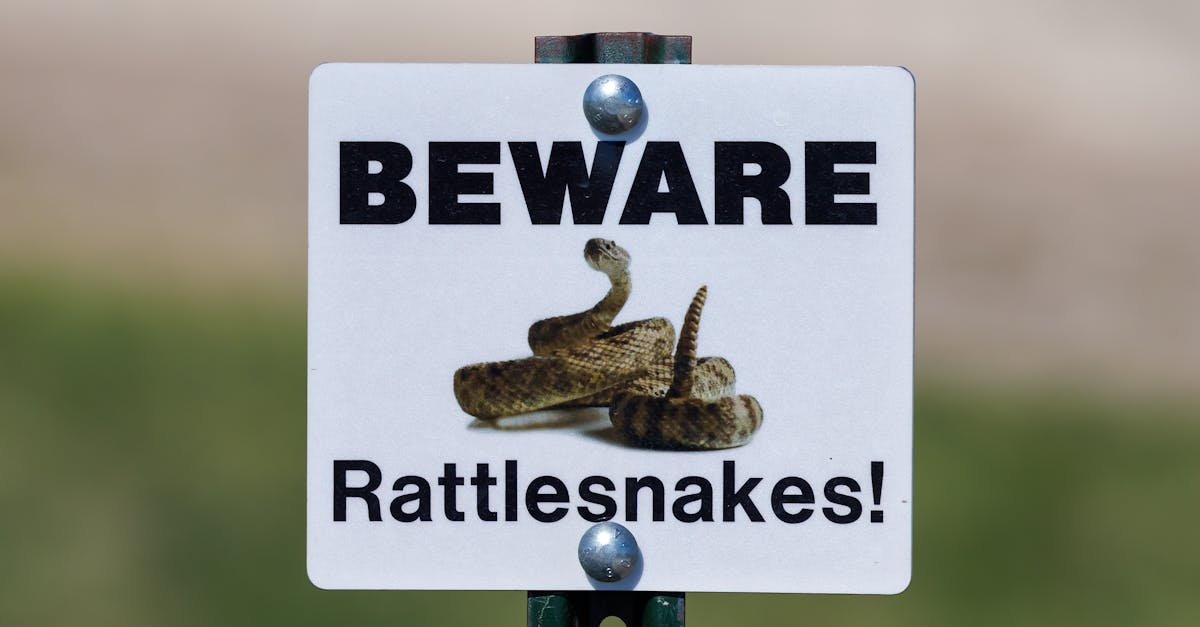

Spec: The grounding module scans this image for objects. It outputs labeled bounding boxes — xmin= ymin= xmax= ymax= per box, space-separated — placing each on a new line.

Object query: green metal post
xmin=528 ymin=592 xmax=576 ymax=627
xmin=534 ymin=33 xmax=691 ymax=65
xmin=527 ymin=592 xmax=685 ymax=627
xmin=641 ymin=594 xmax=685 ymax=627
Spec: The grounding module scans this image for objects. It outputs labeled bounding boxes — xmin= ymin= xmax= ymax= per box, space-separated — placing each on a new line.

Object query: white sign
xmin=308 ymin=64 xmax=913 ymax=593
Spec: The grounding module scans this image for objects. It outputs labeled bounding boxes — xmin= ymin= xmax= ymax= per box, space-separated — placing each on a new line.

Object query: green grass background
xmin=2 ymin=271 xmax=1197 ymax=626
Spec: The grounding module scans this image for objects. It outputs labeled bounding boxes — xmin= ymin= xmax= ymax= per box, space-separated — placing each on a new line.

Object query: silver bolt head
xmin=577 ymin=521 xmax=640 ymax=582
xmin=582 ymin=74 xmax=644 ymax=135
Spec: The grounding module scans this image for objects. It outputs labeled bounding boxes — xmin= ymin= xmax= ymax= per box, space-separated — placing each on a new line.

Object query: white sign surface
xmin=308 ymin=64 xmax=913 ymax=593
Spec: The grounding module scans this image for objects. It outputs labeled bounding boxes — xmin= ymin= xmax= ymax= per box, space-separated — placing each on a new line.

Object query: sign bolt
xmin=582 ymin=74 xmax=644 ymax=135
xmin=577 ymin=521 xmax=640 ymax=582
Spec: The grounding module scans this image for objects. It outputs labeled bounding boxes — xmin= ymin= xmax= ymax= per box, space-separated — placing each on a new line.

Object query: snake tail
xmin=668 ymin=285 xmax=706 ymax=399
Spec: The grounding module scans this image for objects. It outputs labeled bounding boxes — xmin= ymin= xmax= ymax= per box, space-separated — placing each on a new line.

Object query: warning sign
xmin=307 ymin=64 xmax=913 ymax=593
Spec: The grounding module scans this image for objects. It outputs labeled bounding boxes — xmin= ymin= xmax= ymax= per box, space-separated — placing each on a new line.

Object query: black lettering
xmin=714 ymin=142 xmax=792 ymax=224
xmin=805 ymin=141 xmax=876 ymax=224
xmin=509 ymin=141 xmax=624 ymax=224
xmin=870 ymin=460 xmax=884 ymax=523
xmin=620 ymin=142 xmax=707 ymax=224
xmin=429 ymin=142 xmax=501 ymax=224
xmin=437 ymin=463 xmax=465 ymax=522
xmin=625 ymin=476 xmax=666 ymax=522
xmin=389 ymin=475 xmax=432 ymax=522
xmin=470 ymin=463 xmax=498 ymax=522
xmin=505 ymin=460 xmax=518 ymax=521
xmin=672 ymin=476 xmax=714 ymax=523
xmin=771 ymin=477 xmax=815 ymax=523
xmin=339 ymin=142 xmax=415 ymax=224
xmin=526 ymin=476 xmax=570 ymax=523
xmin=822 ymin=476 xmax=863 ymax=524
xmin=577 ymin=476 xmax=617 ymax=522
xmin=333 ymin=459 xmax=382 ymax=521
xmin=722 ymin=460 xmax=765 ymax=522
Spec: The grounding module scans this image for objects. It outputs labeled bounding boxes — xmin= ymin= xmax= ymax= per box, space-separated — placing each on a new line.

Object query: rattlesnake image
xmin=452 ymin=238 xmax=763 ymax=450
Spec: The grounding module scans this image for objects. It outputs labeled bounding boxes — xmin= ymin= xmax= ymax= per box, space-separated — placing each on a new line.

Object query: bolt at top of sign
xmin=583 ymin=74 xmax=644 ymax=135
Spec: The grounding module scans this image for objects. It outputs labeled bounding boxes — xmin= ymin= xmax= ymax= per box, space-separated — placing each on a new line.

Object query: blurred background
xmin=1 ymin=0 xmax=1197 ymax=625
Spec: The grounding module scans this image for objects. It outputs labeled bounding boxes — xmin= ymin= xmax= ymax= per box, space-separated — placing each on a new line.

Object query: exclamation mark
xmin=870 ymin=461 xmax=884 ymax=523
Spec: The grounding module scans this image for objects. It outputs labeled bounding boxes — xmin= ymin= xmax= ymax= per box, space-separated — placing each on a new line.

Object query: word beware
xmin=334 ymin=459 xmax=886 ymax=525
xmin=339 ymin=141 xmax=877 ymax=226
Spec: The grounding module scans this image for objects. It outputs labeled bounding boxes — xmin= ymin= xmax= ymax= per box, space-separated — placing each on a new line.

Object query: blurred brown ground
xmin=2 ymin=0 xmax=1197 ymax=392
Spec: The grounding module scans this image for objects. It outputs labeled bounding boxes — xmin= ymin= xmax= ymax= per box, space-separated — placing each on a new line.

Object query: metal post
xmin=528 ymin=592 xmax=685 ymax=627
xmin=535 ymin=33 xmax=692 ymax=65
xmin=528 ymin=592 xmax=576 ymax=627
xmin=526 ymin=32 xmax=691 ymax=627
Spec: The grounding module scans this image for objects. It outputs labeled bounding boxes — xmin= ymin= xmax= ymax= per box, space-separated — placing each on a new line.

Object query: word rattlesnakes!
xmin=452 ymin=239 xmax=763 ymax=450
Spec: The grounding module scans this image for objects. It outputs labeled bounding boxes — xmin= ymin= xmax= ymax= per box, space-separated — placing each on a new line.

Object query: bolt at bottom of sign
xmin=578 ymin=521 xmax=640 ymax=582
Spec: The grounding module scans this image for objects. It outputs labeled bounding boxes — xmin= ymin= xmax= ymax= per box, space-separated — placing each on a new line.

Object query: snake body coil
xmin=609 ymin=286 xmax=764 ymax=450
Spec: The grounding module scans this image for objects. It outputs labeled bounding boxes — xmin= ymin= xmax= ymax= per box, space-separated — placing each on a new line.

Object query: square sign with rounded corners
xmin=308 ymin=64 xmax=913 ymax=594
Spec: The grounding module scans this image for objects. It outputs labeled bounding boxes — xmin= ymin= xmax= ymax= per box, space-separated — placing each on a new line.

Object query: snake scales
xmin=453 ymin=238 xmax=763 ymax=450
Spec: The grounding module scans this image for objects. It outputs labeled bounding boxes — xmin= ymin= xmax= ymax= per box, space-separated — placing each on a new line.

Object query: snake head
xmin=584 ymin=238 xmax=631 ymax=276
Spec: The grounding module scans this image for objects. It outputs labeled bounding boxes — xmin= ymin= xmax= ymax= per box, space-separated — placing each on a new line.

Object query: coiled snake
xmin=453 ymin=239 xmax=763 ymax=450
